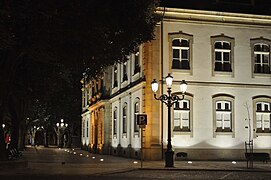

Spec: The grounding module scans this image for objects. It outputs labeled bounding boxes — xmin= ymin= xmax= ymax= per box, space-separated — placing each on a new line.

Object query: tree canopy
xmin=0 ymin=0 xmax=160 ymax=160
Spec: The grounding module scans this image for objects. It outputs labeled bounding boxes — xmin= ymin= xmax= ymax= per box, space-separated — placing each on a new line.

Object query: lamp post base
xmin=165 ymin=150 xmax=174 ymax=167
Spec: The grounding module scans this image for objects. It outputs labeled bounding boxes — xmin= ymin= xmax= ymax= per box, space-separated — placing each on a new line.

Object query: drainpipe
xmin=161 ymin=7 xmax=166 ymax=159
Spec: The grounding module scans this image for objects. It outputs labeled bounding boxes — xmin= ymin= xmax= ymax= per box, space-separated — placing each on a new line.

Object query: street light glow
xmin=151 ymin=73 xmax=187 ymax=167
xmin=165 ymin=73 xmax=173 ymax=88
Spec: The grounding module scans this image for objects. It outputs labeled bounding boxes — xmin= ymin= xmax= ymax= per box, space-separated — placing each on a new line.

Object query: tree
xmin=0 ymin=0 xmax=160 ymax=160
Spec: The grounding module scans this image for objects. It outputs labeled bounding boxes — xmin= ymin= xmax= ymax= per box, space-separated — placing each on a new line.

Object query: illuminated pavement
xmin=1 ymin=146 xmax=271 ymax=179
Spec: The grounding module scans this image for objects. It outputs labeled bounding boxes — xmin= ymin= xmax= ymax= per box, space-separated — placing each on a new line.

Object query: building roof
xmin=160 ymin=0 xmax=271 ymax=16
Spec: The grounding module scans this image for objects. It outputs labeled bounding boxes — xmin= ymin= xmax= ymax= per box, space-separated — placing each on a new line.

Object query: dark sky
xmin=160 ymin=0 xmax=271 ymax=16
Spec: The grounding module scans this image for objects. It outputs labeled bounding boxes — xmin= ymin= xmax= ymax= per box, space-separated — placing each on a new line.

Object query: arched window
xmin=215 ymin=100 xmax=232 ymax=132
xmin=113 ymin=64 xmax=118 ymax=88
xmin=253 ymin=96 xmax=271 ymax=133
xmin=123 ymin=104 xmax=127 ymax=133
xmin=172 ymin=38 xmax=190 ymax=69
xmin=211 ymin=35 xmax=234 ymax=76
xmin=212 ymin=94 xmax=235 ymax=136
xmin=134 ymin=100 xmax=140 ymax=132
xmin=253 ymin=43 xmax=270 ymax=74
xmin=113 ymin=107 xmax=117 ymax=135
xmin=173 ymin=100 xmax=190 ymax=131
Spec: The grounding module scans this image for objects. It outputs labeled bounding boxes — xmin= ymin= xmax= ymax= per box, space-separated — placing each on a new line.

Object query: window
xmin=214 ymin=41 xmax=232 ymax=72
xmin=213 ymin=94 xmax=235 ymax=136
xmin=86 ymin=121 xmax=89 ymax=138
xmin=215 ymin=101 xmax=232 ymax=132
xmin=91 ymin=82 xmax=95 ymax=98
xmin=211 ymin=35 xmax=234 ymax=75
xmin=113 ymin=107 xmax=117 ymax=135
xmin=133 ymin=47 xmax=140 ymax=74
xmin=169 ymin=32 xmax=193 ymax=72
xmin=123 ymin=104 xmax=127 ymax=133
xmin=253 ymin=43 xmax=270 ymax=74
xmin=122 ymin=62 xmax=128 ymax=82
xmin=82 ymin=120 xmax=85 ymax=138
xmin=134 ymin=101 xmax=140 ymax=133
xmin=251 ymin=38 xmax=271 ymax=76
xmin=113 ymin=64 xmax=118 ymax=88
xmin=172 ymin=38 xmax=190 ymax=69
xmin=173 ymin=100 xmax=190 ymax=131
xmin=253 ymin=96 xmax=271 ymax=134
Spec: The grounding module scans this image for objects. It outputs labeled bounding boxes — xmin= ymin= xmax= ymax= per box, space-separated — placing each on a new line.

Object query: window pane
xmin=173 ymin=49 xmax=180 ymax=58
xmin=183 ymin=101 xmax=187 ymax=109
xmin=264 ymin=104 xmax=270 ymax=111
xmin=172 ymin=39 xmax=180 ymax=46
xmin=223 ymin=42 xmax=231 ymax=49
xmin=181 ymin=39 xmax=189 ymax=47
xmin=181 ymin=49 xmax=188 ymax=59
xmin=217 ymin=103 xmax=222 ymax=110
xmin=256 ymin=103 xmax=262 ymax=111
xmin=215 ymin=52 xmax=222 ymax=61
xmin=215 ymin=42 xmax=222 ymax=49
xmin=263 ymin=54 xmax=269 ymax=63
xmin=225 ymin=103 xmax=230 ymax=110
xmin=254 ymin=44 xmax=261 ymax=51
xmin=224 ymin=52 xmax=230 ymax=62
xmin=262 ymin=45 xmax=270 ymax=52
xmin=255 ymin=54 xmax=261 ymax=63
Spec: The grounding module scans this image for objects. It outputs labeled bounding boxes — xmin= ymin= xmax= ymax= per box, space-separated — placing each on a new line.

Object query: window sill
xmin=255 ymin=132 xmax=271 ymax=136
xmin=173 ymin=130 xmax=192 ymax=137
xmin=213 ymin=71 xmax=233 ymax=77
xmin=252 ymin=73 xmax=271 ymax=78
xmin=214 ymin=131 xmax=235 ymax=138
xmin=172 ymin=69 xmax=192 ymax=75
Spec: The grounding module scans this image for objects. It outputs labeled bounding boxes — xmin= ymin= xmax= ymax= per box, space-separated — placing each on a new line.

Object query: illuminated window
xmin=253 ymin=96 xmax=271 ymax=134
xmin=213 ymin=94 xmax=235 ymax=136
xmin=173 ymin=100 xmax=190 ymax=131
xmin=113 ymin=107 xmax=117 ymax=135
xmin=215 ymin=101 xmax=232 ymax=132
xmin=86 ymin=121 xmax=89 ymax=138
xmin=123 ymin=104 xmax=127 ymax=133
xmin=82 ymin=120 xmax=85 ymax=138
xmin=113 ymin=64 xmax=118 ymax=88
xmin=134 ymin=100 xmax=140 ymax=133
xmin=122 ymin=62 xmax=128 ymax=82
xmin=132 ymin=47 xmax=140 ymax=75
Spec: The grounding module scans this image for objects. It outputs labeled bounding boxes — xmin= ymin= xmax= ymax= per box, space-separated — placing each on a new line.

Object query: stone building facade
xmin=82 ymin=6 xmax=271 ymax=160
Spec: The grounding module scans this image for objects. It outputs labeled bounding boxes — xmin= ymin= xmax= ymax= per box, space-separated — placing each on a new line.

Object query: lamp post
xmin=56 ymin=119 xmax=68 ymax=147
xmin=151 ymin=73 xmax=187 ymax=167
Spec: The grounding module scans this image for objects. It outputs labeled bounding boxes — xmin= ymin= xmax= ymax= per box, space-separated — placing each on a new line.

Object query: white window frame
xmin=173 ymin=100 xmax=190 ymax=131
xmin=122 ymin=104 xmax=127 ymax=134
xmin=113 ymin=107 xmax=117 ymax=136
xmin=251 ymin=38 xmax=271 ymax=77
xmin=253 ymin=96 xmax=271 ymax=136
xmin=213 ymin=94 xmax=235 ymax=137
xmin=211 ymin=34 xmax=235 ymax=77
xmin=134 ymin=100 xmax=140 ymax=133
xmin=169 ymin=31 xmax=193 ymax=75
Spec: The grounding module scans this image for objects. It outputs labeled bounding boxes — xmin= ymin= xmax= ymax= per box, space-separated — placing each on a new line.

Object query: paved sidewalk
xmin=1 ymin=146 xmax=271 ymax=176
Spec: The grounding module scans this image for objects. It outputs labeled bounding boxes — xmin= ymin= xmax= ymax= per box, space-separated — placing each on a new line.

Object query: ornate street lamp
xmin=56 ymin=119 xmax=68 ymax=147
xmin=151 ymin=73 xmax=187 ymax=167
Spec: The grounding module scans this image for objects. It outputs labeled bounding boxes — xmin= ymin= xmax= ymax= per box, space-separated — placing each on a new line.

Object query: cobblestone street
xmin=1 ymin=146 xmax=271 ymax=179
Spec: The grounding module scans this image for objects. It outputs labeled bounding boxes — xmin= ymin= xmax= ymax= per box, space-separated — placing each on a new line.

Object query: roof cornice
xmin=156 ymin=7 xmax=271 ymax=26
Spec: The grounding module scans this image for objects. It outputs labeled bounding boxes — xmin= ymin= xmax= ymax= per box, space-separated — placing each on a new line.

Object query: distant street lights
xmin=56 ymin=119 xmax=68 ymax=147
xmin=151 ymin=73 xmax=187 ymax=167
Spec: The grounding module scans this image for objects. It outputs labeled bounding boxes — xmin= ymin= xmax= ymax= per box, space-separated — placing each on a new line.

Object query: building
xmin=82 ymin=2 xmax=271 ymax=160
